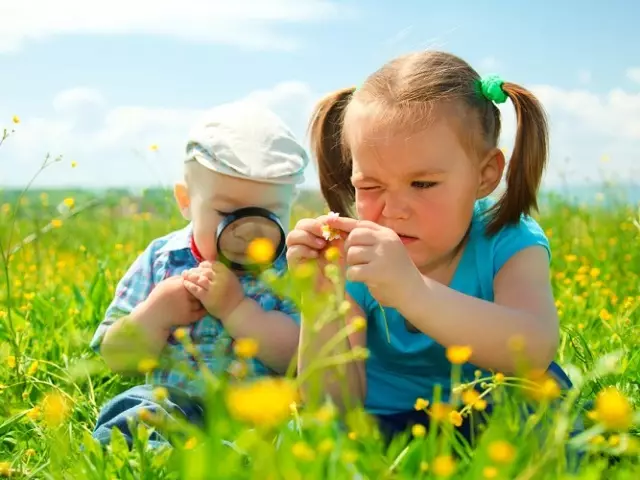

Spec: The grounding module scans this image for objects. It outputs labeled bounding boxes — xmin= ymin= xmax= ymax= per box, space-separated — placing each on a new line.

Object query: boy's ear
xmin=174 ymin=183 xmax=191 ymax=220
xmin=476 ymin=147 xmax=505 ymax=199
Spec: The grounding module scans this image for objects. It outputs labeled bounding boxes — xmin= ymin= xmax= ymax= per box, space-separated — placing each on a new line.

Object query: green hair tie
xmin=479 ymin=74 xmax=508 ymax=104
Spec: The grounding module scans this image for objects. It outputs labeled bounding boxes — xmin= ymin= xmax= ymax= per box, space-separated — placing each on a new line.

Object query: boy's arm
xmin=222 ymin=297 xmax=300 ymax=374
xmin=91 ymin=244 xmax=169 ymax=374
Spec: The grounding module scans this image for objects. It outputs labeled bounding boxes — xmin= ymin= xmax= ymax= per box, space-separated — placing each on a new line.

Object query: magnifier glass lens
xmin=217 ymin=215 xmax=283 ymax=266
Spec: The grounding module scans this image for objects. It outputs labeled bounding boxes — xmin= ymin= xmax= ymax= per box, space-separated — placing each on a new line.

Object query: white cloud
xmin=627 ymin=68 xmax=640 ymax=84
xmin=2 ymin=79 xmax=639 ymax=192
xmin=496 ymin=82 xmax=640 ymax=186
xmin=0 ymin=81 xmax=320 ymax=189
xmin=0 ymin=0 xmax=343 ymax=53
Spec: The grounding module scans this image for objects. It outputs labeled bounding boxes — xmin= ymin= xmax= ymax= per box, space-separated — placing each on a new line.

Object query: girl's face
xmin=349 ymin=115 xmax=500 ymax=275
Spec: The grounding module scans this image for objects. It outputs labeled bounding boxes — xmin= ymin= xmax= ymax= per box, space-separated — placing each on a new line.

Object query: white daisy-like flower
xmin=321 ymin=211 xmax=341 ymax=241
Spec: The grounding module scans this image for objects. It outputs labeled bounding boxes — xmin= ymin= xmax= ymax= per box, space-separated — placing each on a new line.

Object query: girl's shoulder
xmin=470 ymin=197 xmax=551 ymax=276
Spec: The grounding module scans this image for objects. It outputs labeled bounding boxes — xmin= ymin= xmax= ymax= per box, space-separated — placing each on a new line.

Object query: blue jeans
xmin=92 ymin=384 xmax=205 ymax=449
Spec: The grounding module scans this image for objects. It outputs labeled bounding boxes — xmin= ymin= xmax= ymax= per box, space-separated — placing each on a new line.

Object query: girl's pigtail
xmin=487 ymin=82 xmax=549 ymax=235
xmin=308 ymin=87 xmax=356 ymax=217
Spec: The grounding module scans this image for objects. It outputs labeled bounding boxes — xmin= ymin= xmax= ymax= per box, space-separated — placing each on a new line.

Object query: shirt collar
xmin=157 ymin=223 xmax=194 ymax=255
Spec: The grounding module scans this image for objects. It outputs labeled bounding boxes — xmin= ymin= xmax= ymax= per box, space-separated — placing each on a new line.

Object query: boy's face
xmin=175 ymin=165 xmax=294 ymax=262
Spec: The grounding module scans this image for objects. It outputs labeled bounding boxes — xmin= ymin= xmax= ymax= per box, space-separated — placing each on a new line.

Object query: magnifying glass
xmin=215 ymin=206 xmax=286 ymax=272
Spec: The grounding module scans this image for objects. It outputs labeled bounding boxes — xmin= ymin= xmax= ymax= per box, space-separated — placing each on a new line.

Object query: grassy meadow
xmin=1 ymin=149 xmax=640 ymax=477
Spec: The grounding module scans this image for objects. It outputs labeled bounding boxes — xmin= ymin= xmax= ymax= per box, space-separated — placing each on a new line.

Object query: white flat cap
xmin=184 ymin=100 xmax=310 ymax=185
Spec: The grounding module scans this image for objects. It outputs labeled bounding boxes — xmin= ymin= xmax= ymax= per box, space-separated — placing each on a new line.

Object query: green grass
xmin=0 ymin=181 xmax=639 ymax=479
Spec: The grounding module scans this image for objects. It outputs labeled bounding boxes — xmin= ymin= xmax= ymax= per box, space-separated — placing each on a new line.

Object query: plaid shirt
xmin=90 ymin=223 xmax=299 ymax=397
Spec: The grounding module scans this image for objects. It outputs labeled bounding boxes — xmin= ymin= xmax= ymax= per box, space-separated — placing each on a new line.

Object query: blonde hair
xmin=309 ymin=50 xmax=548 ymax=236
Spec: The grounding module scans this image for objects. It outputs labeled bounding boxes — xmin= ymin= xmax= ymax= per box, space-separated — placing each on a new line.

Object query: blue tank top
xmin=345 ymin=198 xmax=555 ymax=415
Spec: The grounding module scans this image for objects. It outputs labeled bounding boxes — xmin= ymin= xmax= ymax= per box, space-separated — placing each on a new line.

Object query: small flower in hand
xmin=321 ymin=211 xmax=342 ymax=242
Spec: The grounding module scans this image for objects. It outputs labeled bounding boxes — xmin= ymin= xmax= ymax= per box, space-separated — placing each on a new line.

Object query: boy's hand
xmin=182 ymin=261 xmax=245 ymax=320
xmin=140 ymin=275 xmax=207 ymax=328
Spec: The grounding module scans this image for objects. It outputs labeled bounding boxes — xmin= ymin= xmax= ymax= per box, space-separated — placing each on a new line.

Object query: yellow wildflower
xmin=63 ymin=197 xmax=75 ymax=208
xmin=153 ymin=387 xmax=169 ymax=402
xmin=0 ymin=461 xmax=12 ymax=476
xmin=51 ymin=219 xmax=63 ymax=228
xmin=341 ymin=450 xmax=358 ymax=464
xmin=26 ymin=406 xmax=41 ymax=421
xmin=184 ymin=437 xmax=197 ymax=450
xmin=149 ymin=144 xmax=159 ymax=151
xmin=292 ymin=441 xmax=315 ymax=461
xmin=246 ymin=238 xmax=275 ymax=264
xmin=137 ymin=357 xmax=159 ymax=374
xmin=318 ymin=438 xmax=334 ymax=453
xmin=324 ymin=246 xmax=341 ymax=262
xmin=411 ymin=424 xmax=426 ymax=437
xmin=599 ymin=309 xmax=612 ymax=322
xmin=488 ymin=440 xmax=516 ymax=464
xmin=429 ymin=402 xmax=453 ymax=421
xmin=27 ymin=360 xmax=38 ymax=376
xmin=7 ymin=356 xmax=16 ymax=368
xmin=525 ymin=369 xmax=560 ymax=401
xmin=173 ymin=327 xmax=188 ymax=341
xmin=483 ymin=466 xmax=498 ymax=478
xmin=351 ymin=316 xmax=366 ymax=331
xmin=42 ymin=392 xmax=70 ymax=428
xmin=314 ymin=403 xmax=336 ymax=424
xmin=71 ymin=161 xmax=77 ymax=168
xmin=414 ymin=397 xmax=429 ymax=411
xmin=432 ymin=455 xmax=456 ymax=477
xmin=494 ymin=372 xmax=505 ymax=384
xmin=589 ymin=387 xmax=633 ymax=431
xmin=12 ymin=115 xmax=20 ymax=124
xmin=445 ymin=345 xmax=472 ymax=364
xmin=226 ymin=377 xmax=299 ymax=428
xmin=462 ymin=388 xmax=488 ymax=411
xmin=234 ymin=338 xmax=259 ymax=359
xmin=448 ymin=410 xmax=463 ymax=427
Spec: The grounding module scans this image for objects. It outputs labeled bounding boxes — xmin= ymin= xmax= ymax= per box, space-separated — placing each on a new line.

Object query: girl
xmin=286 ymin=50 xmax=577 ymax=441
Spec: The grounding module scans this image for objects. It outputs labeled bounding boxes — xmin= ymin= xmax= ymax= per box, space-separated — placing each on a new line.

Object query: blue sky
xmin=1 ymin=0 xmax=638 ymax=191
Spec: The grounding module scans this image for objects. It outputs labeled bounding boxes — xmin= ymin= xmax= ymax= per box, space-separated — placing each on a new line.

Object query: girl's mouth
xmin=398 ymin=234 xmax=418 ymax=245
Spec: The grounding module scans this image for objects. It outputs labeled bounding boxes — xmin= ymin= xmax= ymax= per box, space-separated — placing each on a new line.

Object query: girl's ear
xmin=174 ymin=182 xmax=191 ymax=220
xmin=477 ymin=147 xmax=506 ymax=199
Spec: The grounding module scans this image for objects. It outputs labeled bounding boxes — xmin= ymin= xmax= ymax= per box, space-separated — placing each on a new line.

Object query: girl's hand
xmin=286 ymin=214 xmax=346 ymax=289
xmin=326 ymin=216 xmax=424 ymax=309
xmin=285 ymin=217 xmax=329 ymax=265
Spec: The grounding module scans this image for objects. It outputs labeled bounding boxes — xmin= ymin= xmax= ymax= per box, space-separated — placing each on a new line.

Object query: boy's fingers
xmin=184 ymin=280 xmax=205 ymax=299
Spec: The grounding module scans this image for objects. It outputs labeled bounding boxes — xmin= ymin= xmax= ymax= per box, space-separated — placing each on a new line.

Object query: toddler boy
xmin=90 ymin=100 xmax=309 ymax=447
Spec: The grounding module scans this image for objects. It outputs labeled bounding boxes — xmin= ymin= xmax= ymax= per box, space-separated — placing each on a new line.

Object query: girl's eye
xmin=357 ymin=186 xmax=379 ymax=191
xmin=215 ymin=209 xmax=232 ymax=216
xmin=412 ymin=181 xmax=437 ymax=189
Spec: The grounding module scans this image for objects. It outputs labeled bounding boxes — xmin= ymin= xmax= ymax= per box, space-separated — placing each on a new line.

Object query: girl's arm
xmin=297 ymin=294 xmax=367 ymax=411
xmin=401 ymin=246 xmax=559 ymax=374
